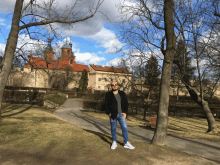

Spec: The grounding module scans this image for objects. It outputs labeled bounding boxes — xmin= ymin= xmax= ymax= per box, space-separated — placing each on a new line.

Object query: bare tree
xmin=0 ymin=0 xmax=104 ymax=118
xmin=171 ymin=0 xmax=219 ymax=133
xmin=115 ymin=0 xmax=176 ymax=146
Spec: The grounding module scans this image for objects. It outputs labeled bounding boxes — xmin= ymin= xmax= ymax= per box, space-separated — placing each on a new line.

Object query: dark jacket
xmin=104 ymin=90 xmax=128 ymax=120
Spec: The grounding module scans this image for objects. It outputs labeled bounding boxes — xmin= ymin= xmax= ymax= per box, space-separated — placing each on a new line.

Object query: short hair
xmin=111 ymin=81 xmax=117 ymax=85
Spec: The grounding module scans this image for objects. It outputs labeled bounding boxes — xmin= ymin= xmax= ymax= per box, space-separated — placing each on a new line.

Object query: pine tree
xmin=79 ymin=69 xmax=88 ymax=93
xmin=144 ymin=55 xmax=161 ymax=88
xmin=142 ymin=55 xmax=161 ymax=121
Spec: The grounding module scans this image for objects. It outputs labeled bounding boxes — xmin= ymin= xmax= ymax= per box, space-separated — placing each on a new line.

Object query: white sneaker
xmin=124 ymin=141 xmax=135 ymax=149
xmin=111 ymin=141 xmax=117 ymax=150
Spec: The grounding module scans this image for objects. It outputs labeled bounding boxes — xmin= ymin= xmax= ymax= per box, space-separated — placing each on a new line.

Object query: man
xmin=104 ymin=81 xmax=135 ymax=150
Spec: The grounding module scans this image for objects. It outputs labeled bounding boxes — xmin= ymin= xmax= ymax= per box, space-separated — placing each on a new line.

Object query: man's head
xmin=111 ymin=81 xmax=118 ymax=91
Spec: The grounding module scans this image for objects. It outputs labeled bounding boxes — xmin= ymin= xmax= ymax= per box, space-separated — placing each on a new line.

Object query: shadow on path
xmin=65 ymin=110 xmax=153 ymax=144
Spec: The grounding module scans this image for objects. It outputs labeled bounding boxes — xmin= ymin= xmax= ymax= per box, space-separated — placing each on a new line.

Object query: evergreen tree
xmin=79 ymin=69 xmax=88 ymax=93
xmin=144 ymin=55 xmax=161 ymax=88
xmin=173 ymin=39 xmax=196 ymax=82
xmin=142 ymin=55 xmax=161 ymax=121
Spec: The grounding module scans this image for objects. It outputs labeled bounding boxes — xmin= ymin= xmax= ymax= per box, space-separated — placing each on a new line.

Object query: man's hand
xmin=122 ymin=113 xmax=126 ymax=119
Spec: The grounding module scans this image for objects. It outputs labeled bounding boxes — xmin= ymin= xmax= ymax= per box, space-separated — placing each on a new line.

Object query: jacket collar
xmin=111 ymin=89 xmax=120 ymax=94
xmin=110 ymin=90 xmax=121 ymax=100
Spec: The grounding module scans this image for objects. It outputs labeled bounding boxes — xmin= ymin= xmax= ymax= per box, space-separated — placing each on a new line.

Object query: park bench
xmin=144 ymin=116 xmax=169 ymax=128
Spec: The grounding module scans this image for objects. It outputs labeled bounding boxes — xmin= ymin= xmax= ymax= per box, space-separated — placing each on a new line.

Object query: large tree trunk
xmin=151 ymin=0 xmax=176 ymax=146
xmin=0 ymin=0 xmax=24 ymax=119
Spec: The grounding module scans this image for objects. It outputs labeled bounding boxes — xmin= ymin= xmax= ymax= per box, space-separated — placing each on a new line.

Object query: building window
xmin=98 ymin=78 xmax=101 ymax=81
xmin=70 ymin=59 xmax=73 ymax=64
xmin=122 ymin=79 xmax=125 ymax=83
xmin=98 ymin=86 xmax=100 ymax=89
xmin=104 ymin=78 xmax=107 ymax=82
xmin=67 ymin=50 xmax=70 ymax=55
xmin=62 ymin=49 xmax=64 ymax=55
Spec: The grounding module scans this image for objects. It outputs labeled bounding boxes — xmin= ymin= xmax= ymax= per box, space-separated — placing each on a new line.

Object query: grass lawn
xmin=82 ymin=111 xmax=220 ymax=142
xmin=0 ymin=103 xmax=218 ymax=165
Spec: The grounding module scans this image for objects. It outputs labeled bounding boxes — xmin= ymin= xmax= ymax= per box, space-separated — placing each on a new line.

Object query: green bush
xmin=44 ymin=93 xmax=67 ymax=106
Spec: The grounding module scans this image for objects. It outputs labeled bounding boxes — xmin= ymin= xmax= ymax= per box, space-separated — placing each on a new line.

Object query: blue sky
xmin=0 ymin=0 xmax=167 ymax=79
xmin=0 ymin=14 xmax=120 ymax=67
xmin=2 ymin=0 xmax=210 ymax=77
xmin=0 ymin=0 xmax=139 ymax=69
xmin=0 ymin=0 xmax=216 ymax=71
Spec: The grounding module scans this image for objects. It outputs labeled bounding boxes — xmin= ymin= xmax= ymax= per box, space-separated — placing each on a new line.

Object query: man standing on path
xmin=104 ymin=81 xmax=135 ymax=150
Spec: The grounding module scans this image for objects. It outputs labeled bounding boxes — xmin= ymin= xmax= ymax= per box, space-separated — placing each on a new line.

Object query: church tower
xmin=43 ymin=37 xmax=55 ymax=62
xmin=61 ymin=42 xmax=76 ymax=65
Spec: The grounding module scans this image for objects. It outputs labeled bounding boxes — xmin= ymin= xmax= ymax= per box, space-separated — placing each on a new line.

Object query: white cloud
xmin=0 ymin=43 xmax=6 ymax=56
xmin=106 ymin=48 xmax=163 ymax=74
xmin=106 ymin=57 xmax=122 ymax=67
xmin=0 ymin=18 xmax=6 ymax=26
xmin=0 ymin=0 xmax=15 ymax=13
xmin=83 ymin=27 xmax=125 ymax=54
xmin=75 ymin=50 xmax=106 ymax=65
xmin=16 ymin=34 xmax=46 ymax=57
xmin=191 ymin=58 xmax=209 ymax=68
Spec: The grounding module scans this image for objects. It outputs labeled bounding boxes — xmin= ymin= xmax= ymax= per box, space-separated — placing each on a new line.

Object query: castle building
xmin=6 ymin=39 xmax=133 ymax=93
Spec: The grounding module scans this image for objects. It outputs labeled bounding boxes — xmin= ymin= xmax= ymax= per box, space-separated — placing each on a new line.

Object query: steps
xmin=44 ymin=100 xmax=59 ymax=109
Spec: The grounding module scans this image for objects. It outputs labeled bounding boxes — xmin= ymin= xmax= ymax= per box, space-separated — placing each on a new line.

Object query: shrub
xmin=44 ymin=93 xmax=67 ymax=106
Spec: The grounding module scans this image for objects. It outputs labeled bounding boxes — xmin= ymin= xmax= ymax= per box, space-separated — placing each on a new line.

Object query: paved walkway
xmin=53 ymin=99 xmax=220 ymax=164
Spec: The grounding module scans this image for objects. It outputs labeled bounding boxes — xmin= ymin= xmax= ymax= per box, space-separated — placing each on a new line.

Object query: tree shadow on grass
xmin=82 ymin=129 xmax=125 ymax=147
xmin=1 ymin=104 xmax=33 ymax=118
xmin=1 ymin=103 xmax=12 ymax=110
xmin=1 ymin=104 xmax=25 ymax=115
xmin=0 ymin=148 xmax=67 ymax=165
xmin=127 ymin=113 xmax=150 ymax=122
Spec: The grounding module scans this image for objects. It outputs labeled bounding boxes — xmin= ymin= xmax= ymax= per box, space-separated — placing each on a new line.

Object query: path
xmin=53 ymin=99 xmax=220 ymax=164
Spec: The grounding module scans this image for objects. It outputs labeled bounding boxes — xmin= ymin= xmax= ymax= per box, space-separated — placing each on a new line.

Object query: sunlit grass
xmin=82 ymin=111 xmax=220 ymax=142
xmin=0 ymin=103 xmax=217 ymax=164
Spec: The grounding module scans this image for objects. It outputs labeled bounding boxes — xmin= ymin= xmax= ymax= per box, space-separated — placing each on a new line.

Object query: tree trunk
xmin=151 ymin=0 xmax=176 ymax=146
xmin=184 ymin=82 xmax=218 ymax=133
xmin=0 ymin=0 xmax=24 ymax=119
xmin=202 ymin=100 xmax=218 ymax=132
xmin=177 ymin=78 xmax=179 ymax=100
xmin=148 ymin=90 xmax=151 ymax=100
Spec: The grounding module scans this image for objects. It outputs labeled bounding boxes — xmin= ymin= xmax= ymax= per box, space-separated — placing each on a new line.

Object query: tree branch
xmin=20 ymin=0 xmax=104 ymax=30
xmin=21 ymin=0 xmax=34 ymax=18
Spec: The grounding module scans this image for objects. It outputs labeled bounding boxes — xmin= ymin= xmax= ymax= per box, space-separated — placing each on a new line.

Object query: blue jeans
xmin=109 ymin=113 xmax=128 ymax=144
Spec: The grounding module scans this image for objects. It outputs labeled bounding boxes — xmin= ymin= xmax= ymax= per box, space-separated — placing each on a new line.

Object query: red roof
xmin=24 ymin=54 xmax=89 ymax=72
xmin=90 ymin=65 xmax=131 ymax=74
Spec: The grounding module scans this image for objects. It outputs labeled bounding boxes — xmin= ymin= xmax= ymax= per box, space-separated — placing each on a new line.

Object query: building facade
xmin=88 ymin=65 xmax=132 ymax=93
xmin=5 ymin=41 xmax=132 ymax=92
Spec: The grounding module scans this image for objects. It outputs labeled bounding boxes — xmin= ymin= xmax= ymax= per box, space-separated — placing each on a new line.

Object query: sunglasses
xmin=111 ymin=84 xmax=118 ymax=87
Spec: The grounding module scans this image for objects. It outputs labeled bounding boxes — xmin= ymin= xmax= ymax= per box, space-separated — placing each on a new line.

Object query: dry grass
xmin=0 ymin=103 xmax=218 ymax=165
xmin=82 ymin=111 xmax=220 ymax=142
